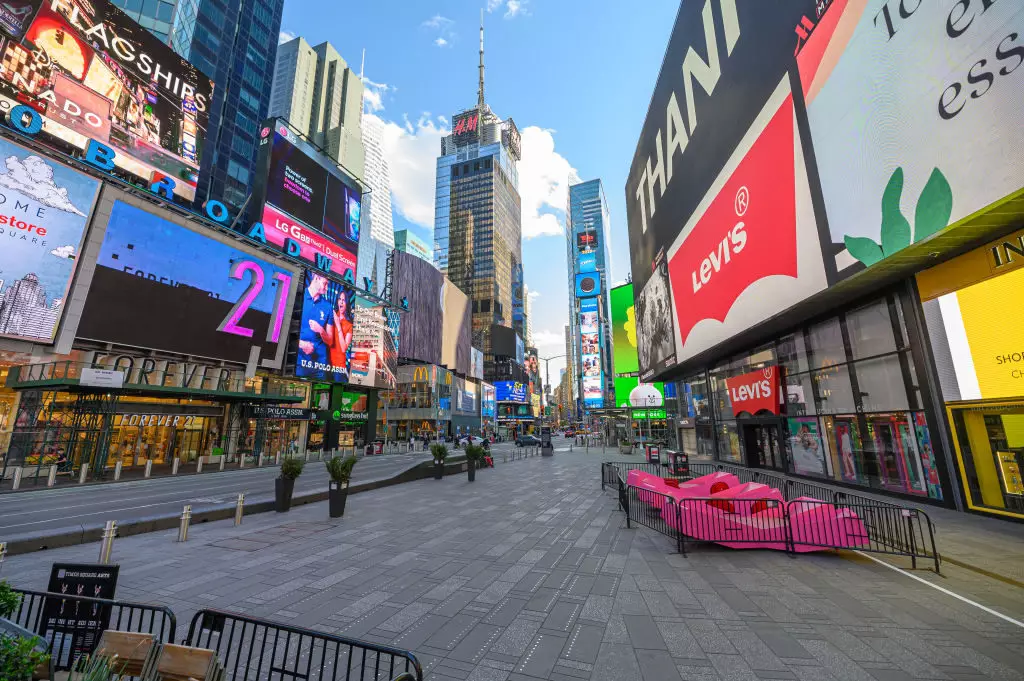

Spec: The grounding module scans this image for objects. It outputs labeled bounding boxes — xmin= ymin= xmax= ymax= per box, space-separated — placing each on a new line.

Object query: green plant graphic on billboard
xmin=610 ymin=284 xmax=639 ymax=375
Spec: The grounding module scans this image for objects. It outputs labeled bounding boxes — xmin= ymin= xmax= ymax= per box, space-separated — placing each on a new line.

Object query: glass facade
xmin=679 ymin=292 xmax=944 ymax=501
xmin=111 ymin=0 xmax=178 ymax=41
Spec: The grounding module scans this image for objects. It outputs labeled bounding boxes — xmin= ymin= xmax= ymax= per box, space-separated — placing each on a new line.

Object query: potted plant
xmin=325 ymin=455 xmax=357 ymax=518
xmin=0 ymin=581 xmax=20 ymax=619
xmin=464 ymin=444 xmax=485 ymax=482
xmin=276 ymin=457 xmax=304 ymax=512
xmin=430 ymin=443 xmax=448 ymax=479
xmin=0 ymin=633 xmax=50 ymax=681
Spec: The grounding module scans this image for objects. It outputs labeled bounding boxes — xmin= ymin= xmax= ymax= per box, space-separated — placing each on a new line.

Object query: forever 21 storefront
xmin=626 ymin=2 xmax=1024 ymax=512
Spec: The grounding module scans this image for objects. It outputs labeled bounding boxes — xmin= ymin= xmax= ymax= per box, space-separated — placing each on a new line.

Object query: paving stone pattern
xmin=4 ymin=451 xmax=1024 ymax=681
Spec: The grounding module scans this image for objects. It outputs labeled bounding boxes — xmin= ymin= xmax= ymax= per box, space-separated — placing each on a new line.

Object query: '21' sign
xmin=217 ymin=260 xmax=292 ymax=343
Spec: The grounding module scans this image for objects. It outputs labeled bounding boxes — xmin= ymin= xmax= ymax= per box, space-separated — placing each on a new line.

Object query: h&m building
xmin=626 ymin=0 xmax=1024 ymax=519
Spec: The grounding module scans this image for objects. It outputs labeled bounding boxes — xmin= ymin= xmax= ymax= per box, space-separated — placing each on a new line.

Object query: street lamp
xmin=539 ymin=354 xmax=566 ymax=425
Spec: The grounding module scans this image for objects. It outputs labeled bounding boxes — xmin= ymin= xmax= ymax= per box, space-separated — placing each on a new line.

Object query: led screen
xmin=0 ymin=135 xmax=99 ymax=344
xmin=0 ymin=0 xmax=214 ymax=203
xmin=495 ymin=380 xmax=527 ymax=404
xmin=77 ymin=201 xmax=296 ymax=364
xmin=609 ymin=283 xmax=638 ymax=376
xmin=295 ymin=270 xmax=355 ymax=383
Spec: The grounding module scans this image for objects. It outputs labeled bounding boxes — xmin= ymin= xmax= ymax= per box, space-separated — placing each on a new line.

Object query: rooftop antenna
xmin=477 ymin=8 xmax=485 ymax=109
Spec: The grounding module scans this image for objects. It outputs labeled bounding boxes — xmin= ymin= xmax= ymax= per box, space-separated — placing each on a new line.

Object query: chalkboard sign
xmin=40 ymin=563 xmax=120 ymax=663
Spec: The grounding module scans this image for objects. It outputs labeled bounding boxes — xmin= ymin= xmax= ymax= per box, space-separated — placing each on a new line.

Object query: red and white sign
xmin=261 ymin=203 xmax=357 ymax=277
xmin=725 ymin=366 xmax=782 ymax=417
xmin=453 ymin=111 xmax=479 ymax=138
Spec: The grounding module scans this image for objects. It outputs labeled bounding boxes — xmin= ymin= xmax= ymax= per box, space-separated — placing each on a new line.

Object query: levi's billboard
xmin=724 ymin=366 xmax=782 ymax=417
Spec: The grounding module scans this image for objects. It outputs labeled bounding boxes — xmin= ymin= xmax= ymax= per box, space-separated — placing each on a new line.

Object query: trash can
xmin=668 ymin=451 xmax=689 ymax=477
xmin=645 ymin=445 xmax=661 ymax=465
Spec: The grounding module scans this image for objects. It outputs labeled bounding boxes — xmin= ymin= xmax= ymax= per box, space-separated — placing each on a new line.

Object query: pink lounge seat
xmin=628 ymin=471 xmax=740 ymax=510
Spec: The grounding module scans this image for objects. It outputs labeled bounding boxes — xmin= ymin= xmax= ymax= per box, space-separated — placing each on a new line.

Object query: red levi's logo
xmin=667 ymin=97 xmax=797 ymax=352
xmin=725 ymin=366 xmax=782 ymax=417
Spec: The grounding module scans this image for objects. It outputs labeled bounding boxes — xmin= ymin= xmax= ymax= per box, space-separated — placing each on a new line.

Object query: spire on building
xmin=478 ymin=9 xmax=486 ymax=109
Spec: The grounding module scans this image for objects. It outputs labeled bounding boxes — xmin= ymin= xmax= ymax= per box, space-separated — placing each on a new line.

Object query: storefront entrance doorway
xmin=742 ymin=421 xmax=787 ymax=471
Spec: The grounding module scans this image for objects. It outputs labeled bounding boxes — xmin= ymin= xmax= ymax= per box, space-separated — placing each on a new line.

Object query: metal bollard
xmin=240 ymin=453 xmax=246 ymax=469
xmin=304 ymin=450 xmax=309 ymax=463
xmin=219 ymin=455 xmax=226 ymax=471
xmin=177 ymin=505 xmax=192 ymax=542
xmin=196 ymin=456 xmax=203 ymax=473
xmin=258 ymin=453 xmax=264 ymax=467
xmin=11 ymin=467 xmax=21 ymax=490
xmin=144 ymin=459 xmax=153 ymax=478
xmin=172 ymin=457 xmax=180 ymax=475
xmin=47 ymin=465 xmax=57 ymax=487
xmin=78 ymin=464 xmax=88 ymax=484
xmin=275 ymin=452 xmax=281 ymax=466
xmin=98 ymin=520 xmax=117 ymax=563
xmin=114 ymin=460 xmax=123 ymax=481
xmin=234 ymin=493 xmax=245 ymax=525
xmin=0 ymin=542 xmax=6 ymax=572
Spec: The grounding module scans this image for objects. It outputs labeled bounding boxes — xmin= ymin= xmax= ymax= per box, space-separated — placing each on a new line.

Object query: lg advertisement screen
xmin=0 ymin=135 xmax=100 ymax=344
xmin=0 ymin=0 xmax=214 ymax=204
xmin=77 ymin=201 xmax=297 ymax=365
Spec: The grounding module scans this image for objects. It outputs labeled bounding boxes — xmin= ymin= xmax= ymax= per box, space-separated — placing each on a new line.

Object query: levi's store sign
xmin=725 ymin=366 xmax=782 ymax=417
xmin=665 ymin=83 xmax=827 ymax=364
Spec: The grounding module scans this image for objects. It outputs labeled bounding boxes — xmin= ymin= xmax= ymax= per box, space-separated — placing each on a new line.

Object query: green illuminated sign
xmin=610 ymin=284 xmax=639 ymax=375
xmin=631 ymin=409 xmax=667 ymax=420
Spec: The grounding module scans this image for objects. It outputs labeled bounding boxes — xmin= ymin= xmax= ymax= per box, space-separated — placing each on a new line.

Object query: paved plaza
xmin=3 ymin=450 xmax=1023 ymax=681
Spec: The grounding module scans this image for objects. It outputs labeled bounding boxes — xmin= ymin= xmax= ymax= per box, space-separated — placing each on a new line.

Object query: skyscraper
xmin=113 ymin=0 xmax=285 ymax=213
xmin=269 ymin=38 xmax=365 ymax=178
xmin=395 ymin=230 xmax=433 ymax=264
xmin=567 ymin=179 xmax=613 ymax=410
xmin=434 ymin=16 xmax=523 ymax=382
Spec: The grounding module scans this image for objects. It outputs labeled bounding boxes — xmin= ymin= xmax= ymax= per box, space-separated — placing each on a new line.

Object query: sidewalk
xmin=4 ymin=450 xmax=1022 ymax=681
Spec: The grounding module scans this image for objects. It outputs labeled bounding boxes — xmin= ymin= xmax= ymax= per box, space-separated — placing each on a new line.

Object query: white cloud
xmin=532 ymin=329 xmax=564 ymax=352
xmin=518 ymin=126 xmax=579 ymax=240
xmin=422 ymin=14 xmax=452 ymax=29
xmin=0 ymin=155 xmax=86 ymax=215
xmin=278 ymin=30 xmax=295 ymax=44
xmin=434 ymin=37 xmax=448 ymax=47
xmin=423 ymin=14 xmax=456 ymax=46
xmin=368 ymin=112 xmax=450 ymax=227
xmin=528 ymin=290 xmax=540 ymax=300
xmin=487 ymin=0 xmax=529 ymax=19
xmin=361 ymin=77 xmax=392 ymax=113
xmin=50 ymin=245 xmax=76 ymax=259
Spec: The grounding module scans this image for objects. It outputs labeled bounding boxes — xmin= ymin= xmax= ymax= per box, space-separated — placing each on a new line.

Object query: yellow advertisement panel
xmin=956 ymin=266 xmax=1024 ymax=399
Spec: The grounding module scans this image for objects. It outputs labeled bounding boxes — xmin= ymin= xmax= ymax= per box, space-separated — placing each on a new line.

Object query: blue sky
xmin=280 ymin=0 xmax=679 ymax=375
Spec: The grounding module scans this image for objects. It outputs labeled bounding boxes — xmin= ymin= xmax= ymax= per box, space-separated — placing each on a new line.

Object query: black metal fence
xmin=11 ymin=588 xmax=176 ymax=672
xmin=604 ymin=461 xmax=941 ymax=572
xmin=185 ymin=608 xmax=424 ymax=681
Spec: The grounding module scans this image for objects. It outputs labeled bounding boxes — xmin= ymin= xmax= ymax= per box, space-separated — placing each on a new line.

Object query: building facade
xmin=625 ymin=0 xmax=1024 ymax=518
xmin=567 ymin=179 xmax=613 ymax=411
xmin=356 ymin=114 xmax=395 ymax=291
xmin=269 ymin=38 xmax=365 ymax=179
xmin=395 ymin=230 xmax=434 ymax=264
xmin=433 ymin=21 xmax=523 ymax=383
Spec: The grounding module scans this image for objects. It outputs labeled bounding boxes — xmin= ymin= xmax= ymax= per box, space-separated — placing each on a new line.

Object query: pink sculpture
xmin=627 ymin=470 xmax=740 ymax=509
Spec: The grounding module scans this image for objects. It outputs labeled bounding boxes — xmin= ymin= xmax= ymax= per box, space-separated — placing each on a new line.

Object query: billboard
xmin=392 ymin=250 xmax=443 ymax=365
xmin=577 ymin=228 xmax=598 ymax=253
xmin=0 ymin=135 xmax=99 ymax=344
xmin=578 ymin=253 xmax=597 ymax=273
xmin=0 ymin=0 xmax=215 ymax=203
xmin=452 ymin=110 xmax=480 ymax=145
xmin=797 ymin=0 xmax=1024 ymax=272
xmin=77 ymin=200 xmax=298 ymax=365
xmin=470 ymin=347 xmax=484 ymax=379
xmin=349 ymin=301 xmax=397 ymax=388
xmin=613 ymin=376 xmax=665 ymax=409
xmin=295 ymin=271 xmax=355 ymax=382
xmin=254 ymin=126 xmax=360 ymax=276
xmin=495 ymin=380 xmax=527 ymax=404
xmin=441 ymin=278 xmax=472 ymax=376
xmin=579 ymin=303 xmax=603 ymax=408
xmin=481 ymin=382 xmax=496 ymax=418
xmin=491 ymin=324 xmax=518 ymax=357
xmin=502 ymin=118 xmax=521 ymax=161
xmin=609 ymin=283 xmax=639 ymax=376
xmin=575 ymin=272 xmax=601 ymax=299
xmin=512 ymin=262 xmax=524 ymax=322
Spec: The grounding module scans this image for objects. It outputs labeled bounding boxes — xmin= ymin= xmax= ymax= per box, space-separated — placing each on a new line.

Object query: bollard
xmin=304 ymin=450 xmax=309 ymax=463
xmin=47 ymin=465 xmax=57 ymax=487
xmin=258 ymin=453 xmax=264 ymax=468
xmin=196 ymin=456 xmax=203 ymax=474
xmin=78 ymin=464 xmax=88 ymax=484
xmin=275 ymin=452 xmax=281 ymax=466
xmin=114 ymin=460 xmax=122 ymax=481
xmin=172 ymin=457 xmax=180 ymax=475
xmin=11 ymin=467 xmax=21 ymax=490
xmin=234 ymin=493 xmax=245 ymax=525
xmin=144 ymin=459 xmax=153 ymax=478
xmin=240 ymin=453 xmax=246 ymax=469
xmin=177 ymin=505 xmax=192 ymax=542
xmin=98 ymin=520 xmax=117 ymax=563
xmin=219 ymin=455 xmax=226 ymax=471
xmin=0 ymin=542 xmax=6 ymax=572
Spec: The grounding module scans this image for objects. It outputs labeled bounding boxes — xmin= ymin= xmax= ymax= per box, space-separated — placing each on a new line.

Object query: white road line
xmin=854 ymin=550 xmax=1024 ymax=629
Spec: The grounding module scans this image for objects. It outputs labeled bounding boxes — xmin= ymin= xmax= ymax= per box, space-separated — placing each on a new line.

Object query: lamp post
xmin=540 ymin=354 xmax=566 ymax=426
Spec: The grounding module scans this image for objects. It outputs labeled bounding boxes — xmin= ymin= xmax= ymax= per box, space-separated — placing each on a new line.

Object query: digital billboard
xmin=0 ymin=0 xmax=215 ymax=203
xmin=512 ymin=262 xmax=524 ymax=323
xmin=0 ymin=135 xmax=99 ymax=344
xmin=797 ymin=0 xmax=1024 ymax=273
xmin=575 ymin=272 xmax=601 ymax=299
xmin=295 ymin=271 xmax=355 ymax=383
xmin=495 ymin=380 xmax=527 ymax=404
xmin=349 ymin=301 xmax=397 ymax=388
xmin=471 ymin=347 xmax=484 ymax=379
xmin=613 ymin=376 xmax=664 ymax=409
xmin=392 ymin=250 xmax=443 ymax=365
xmin=578 ymin=253 xmax=597 ymax=273
xmin=579 ymin=304 xmax=603 ymax=408
xmin=609 ymin=283 xmax=638 ymax=376
xmin=502 ymin=118 xmax=521 ymax=161
xmin=577 ymin=228 xmax=598 ymax=253
xmin=254 ymin=124 xmax=360 ymax=276
xmin=481 ymin=382 xmax=496 ymax=418
xmin=441 ymin=278 xmax=472 ymax=376
xmin=77 ymin=200 xmax=297 ymax=365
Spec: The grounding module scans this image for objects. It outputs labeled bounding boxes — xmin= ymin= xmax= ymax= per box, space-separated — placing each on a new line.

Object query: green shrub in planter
xmin=430 ymin=443 xmax=448 ymax=463
xmin=0 ymin=581 xmax=19 ymax=619
xmin=0 ymin=635 xmax=49 ymax=681
xmin=326 ymin=455 xmax=357 ymax=484
xmin=280 ymin=457 xmax=304 ymax=480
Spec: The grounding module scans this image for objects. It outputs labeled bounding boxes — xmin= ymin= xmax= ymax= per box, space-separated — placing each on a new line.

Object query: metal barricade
xmin=11 ymin=589 xmax=176 ymax=671
xmin=185 ymin=608 xmax=424 ymax=681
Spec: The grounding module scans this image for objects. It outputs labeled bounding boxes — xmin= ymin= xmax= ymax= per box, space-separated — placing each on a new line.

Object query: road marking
xmin=854 ymin=550 xmax=1024 ymax=629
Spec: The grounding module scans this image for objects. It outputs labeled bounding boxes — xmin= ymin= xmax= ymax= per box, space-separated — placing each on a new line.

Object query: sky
xmin=279 ymin=0 xmax=680 ymax=380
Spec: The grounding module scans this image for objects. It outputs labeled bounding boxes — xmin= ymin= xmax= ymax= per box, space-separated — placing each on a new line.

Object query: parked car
xmin=458 ymin=435 xmax=485 ymax=446
xmin=516 ymin=435 xmax=541 ymax=447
